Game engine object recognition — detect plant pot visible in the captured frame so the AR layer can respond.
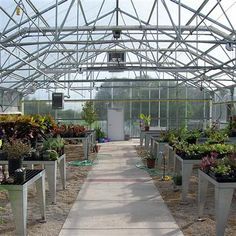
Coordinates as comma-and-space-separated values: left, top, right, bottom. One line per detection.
57, 147, 64, 156
98, 138, 104, 143
15, 168, 26, 183
208, 170, 236, 182
144, 126, 150, 131
8, 158, 23, 176
30, 150, 40, 160
0, 151, 7, 160
30, 138, 37, 149
186, 137, 197, 144
94, 145, 99, 153
146, 159, 155, 169
172, 175, 182, 186
230, 130, 236, 137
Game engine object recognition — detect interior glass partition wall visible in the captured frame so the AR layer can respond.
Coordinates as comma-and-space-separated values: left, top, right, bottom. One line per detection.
23, 83, 210, 137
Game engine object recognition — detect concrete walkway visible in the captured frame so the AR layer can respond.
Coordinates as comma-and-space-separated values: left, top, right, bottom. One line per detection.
59, 140, 184, 236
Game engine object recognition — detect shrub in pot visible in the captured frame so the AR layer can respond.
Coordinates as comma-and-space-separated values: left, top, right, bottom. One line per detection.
2, 139, 31, 176
95, 127, 106, 142
139, 113, 151, 131
143, 149, 156, 169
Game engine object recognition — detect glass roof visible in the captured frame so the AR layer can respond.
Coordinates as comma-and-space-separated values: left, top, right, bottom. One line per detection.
1, 0, 236, 96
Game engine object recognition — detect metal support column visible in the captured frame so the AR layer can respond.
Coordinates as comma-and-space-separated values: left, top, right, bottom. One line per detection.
185, 85, 188, 128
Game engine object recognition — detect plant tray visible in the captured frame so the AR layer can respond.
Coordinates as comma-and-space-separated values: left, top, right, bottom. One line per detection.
1, 169, 43, 185
208, 171, 236, 183
177, 154, 203, 160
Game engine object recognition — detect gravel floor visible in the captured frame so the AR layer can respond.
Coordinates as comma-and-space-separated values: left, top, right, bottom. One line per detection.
0, 145, 97, 236
1, 144, 236, 236
136, 146, 236, 236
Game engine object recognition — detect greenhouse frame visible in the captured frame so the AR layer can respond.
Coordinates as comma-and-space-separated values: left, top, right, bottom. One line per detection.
1, 1, 236, 236
1, 0, 236, 135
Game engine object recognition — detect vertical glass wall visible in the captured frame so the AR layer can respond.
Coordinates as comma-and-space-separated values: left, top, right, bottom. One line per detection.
23, 82, 210, 137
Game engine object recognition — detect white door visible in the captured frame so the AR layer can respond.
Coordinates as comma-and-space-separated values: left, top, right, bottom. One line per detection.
107, 108, 124, 141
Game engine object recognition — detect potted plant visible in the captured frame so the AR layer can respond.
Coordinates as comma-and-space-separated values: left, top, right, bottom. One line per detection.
95, 126, 106, 143
139, 113, 151, 131
186, 129, 201, 144
2, 139, 31, 176
42, 137, 63, 159
207, 130, 229, 144
172, 174, 182, 186
144, 149, 156, 169
53, 124, 86, 138
42, 149, 59, 161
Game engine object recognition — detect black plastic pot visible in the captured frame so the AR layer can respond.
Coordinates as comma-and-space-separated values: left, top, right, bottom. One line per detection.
15, 168, 26, 183
8, 158, 23, 176
0, 151, 7, 160
146, 159, 155, 169
173, 175, 182, 186
208, 170, 236, 182
186, 137, 197, 144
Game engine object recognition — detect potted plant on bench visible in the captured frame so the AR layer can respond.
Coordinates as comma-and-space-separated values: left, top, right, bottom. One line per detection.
139, 113, 151, 131
2, 138, 31, 176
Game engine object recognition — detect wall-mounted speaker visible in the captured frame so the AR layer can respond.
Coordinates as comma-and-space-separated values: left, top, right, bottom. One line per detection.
52, 93, 64, 109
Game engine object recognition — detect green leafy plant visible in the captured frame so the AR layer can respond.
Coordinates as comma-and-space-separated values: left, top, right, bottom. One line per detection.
143, 149, 155, 159
95, 126, 106, 140
175, 143, 234, 159
211, 163, 231, 176
81, 101, 97, 129
42, 149, 59, 161
185, 129, 201, 144
172, 174, 182, 186
207, 130, 229, 144
159, 130, 177, 143
139, 113, 151, 126
42, 137, 64, 151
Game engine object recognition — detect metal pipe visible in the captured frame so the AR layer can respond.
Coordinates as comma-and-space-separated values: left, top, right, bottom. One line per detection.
1, 25, 231, 43
3, 39, 232, 47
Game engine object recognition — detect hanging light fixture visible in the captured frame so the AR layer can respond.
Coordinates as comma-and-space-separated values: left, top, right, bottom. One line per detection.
112, 29, 121, 39
16, 6, 21, 16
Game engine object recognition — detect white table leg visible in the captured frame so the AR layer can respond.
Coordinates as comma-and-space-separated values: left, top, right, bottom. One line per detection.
170, 150, 177, 172
145, 135, 149, 148
181, 163, 193, 201
215, 187, 234, 236
140, 132, 144, 146
45, 163, 57, 204
8, 189, 27, 236
157, 143, 165, 169
175, 156, 182, 173
150, 139, 154, 152
166, 146, 171, 171
58, 155, 66, 189
35, 175, 46, 221
154, 142, 158, 159
198, 172, 209, 218
82, 138, 88, 160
